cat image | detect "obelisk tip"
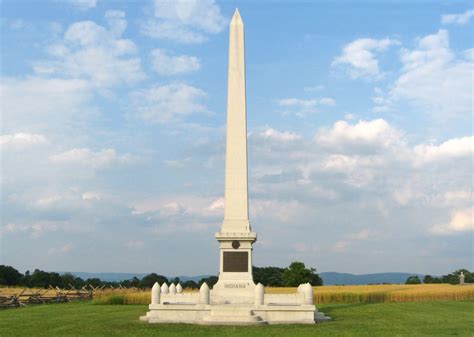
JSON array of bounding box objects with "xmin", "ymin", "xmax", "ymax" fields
[{"xmin": 231, "ymin": 8, "xmax": 243, "ymax": 24}]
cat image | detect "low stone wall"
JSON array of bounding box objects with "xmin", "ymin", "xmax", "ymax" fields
[
  {"xmin": 140, "ymin": 281, "xmax": 320, "ymax": 324},
  {"xmin": 264, "ymin": 293, "xmax": 302, "ymax": 305},
  {"xmin": 160, "ymin": 293, "xmax": 199, "ymax": 304}
]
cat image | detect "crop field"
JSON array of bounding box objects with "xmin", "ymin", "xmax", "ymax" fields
[
  {"xmin": 3, "ymin": 284, "xmax": 473, "ymax": 306},
  {"xmin": 89, "ymin": 283, "xmax": 474, "ymax": 305}
]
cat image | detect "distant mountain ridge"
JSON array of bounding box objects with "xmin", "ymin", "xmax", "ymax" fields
[
  {"xmin": 66, "ymin": 271, "xmax": 426, "ymax": 285},
  {"xmin": 320, "ymin": 272, "xmax": 426, "ymax": 285},
  {"xmin": 67, "ymin": 272, "xmax": 210, "ymax": 283}
]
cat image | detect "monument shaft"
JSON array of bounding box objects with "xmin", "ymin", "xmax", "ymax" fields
[{"xmin": 223, "ymin": 9, "xmax": 250, "ymax": 231}]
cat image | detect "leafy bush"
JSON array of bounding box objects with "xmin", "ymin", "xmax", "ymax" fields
[
  {"xmin": 282, "ymin": 262, "xmax": 323, "ymax": 286},
  {"xmin": 406, "ymin": 276, "xmax": 422, "ymax": 284}
]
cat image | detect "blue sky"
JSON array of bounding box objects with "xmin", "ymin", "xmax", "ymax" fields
[{"xmin": 0, "ymin": 0, "xmax": 472, "ymax": 276}]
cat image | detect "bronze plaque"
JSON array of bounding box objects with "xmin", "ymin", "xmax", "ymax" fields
[{"xmin": 223, "ymin": 252, "xmax": 248, "ymax": 272}]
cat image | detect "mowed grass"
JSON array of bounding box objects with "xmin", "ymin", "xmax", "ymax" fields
[
  {"xmin": 1, "ymin": 301, "xmax": 473, "ymax": 336},
  {"xmin": 89, "ymin": 284, "xmax": 474, "ymax": 305}
]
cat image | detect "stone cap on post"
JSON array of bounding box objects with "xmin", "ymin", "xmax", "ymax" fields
[
  {"xmin": 199, "ymin": 282, "xmax": 210, "ymax": 304},
  {"xmin": 151, "ymin": 282, "xmax": 161, "ymax": 304},
  {"xmin": 169, "ymin": 283, "xmax": 176, "ymax": 294},
  {"xmin": 255, "ymin": 283, "xmax": 265, "ymax": 306}
]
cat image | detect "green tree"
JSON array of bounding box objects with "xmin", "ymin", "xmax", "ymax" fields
[
  {"xmin": 30, "ymin": 269, "xmax": 52, "ymax": 288},
  {"xmin": 423, "ymin": 275, "xmax": 434, "ymax": 283},
  {"xmin": 171, "ymin": 277, "xmax": 180, "ymax": 285},
  {"xmin": 60, "ymin": 273, "xmax": 76, "ymax": 288},
  {"xmin": 181, "ymin": 280, "xmax": 198, "ymax": 289},
  {"xmin": 198, "ymin": 276, "xmax": 218, "ymax": 287},
  {"xmin": 139, "ymin": 273, "xmax": 168, "ymax": 288},
  {"xmin": 86, "ymin": 278, "xmax": 103, "ymax": 288},
  {"xmin": 405, "ymin": 276, "xmax": 422, "ymax": 284},
  {"xmin": 22, "ymin": 270, "xmax": 31, "ymax": 286},
  {"xmin": 129, "ymin": 277, "xmax": 140, "ymax": 287},
  {"xmin": 442, "ymin": 272, "xmax": 460, "ymax": 285},
  {"xmin": 73, "ymin": 277, "xmax": 86, "ymax": 288},
  {"xmin": 49, "ymin": 272, "xmax": 62, "ymax": 287},
  {"xmin": 253, "ymin": 266, "xmax": 285, "ymax": 286},
  {"xmin": 461, "ymin": 269, "xmax": 474, "ymax": 283},
  {"xmin": 0, "ymin": 265, "xmax": 23, "ymax": 286},
  {"xmin": 282, "ymin": 262, "xmax": 323, "ymax": 287}
]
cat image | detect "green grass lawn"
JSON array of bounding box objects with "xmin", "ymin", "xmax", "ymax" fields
[{"xmin": 1, "ymin": 301, "xmax": 473, "ymax": 336}]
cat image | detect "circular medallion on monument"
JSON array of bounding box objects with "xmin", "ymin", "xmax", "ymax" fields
[{"xmin": 232, "ymin": 240, "xmax": 240, "ymax": 249}]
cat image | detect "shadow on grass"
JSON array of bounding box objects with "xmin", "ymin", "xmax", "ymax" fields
[
  {"xmin": 320, "ymin": 302, "xmax": 374, "ymax": 311},
  {"xmin": 318, "ymin": 301, "xmax": 377, "ymax": 322}
]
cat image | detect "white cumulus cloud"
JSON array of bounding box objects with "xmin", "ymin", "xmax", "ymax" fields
[
  {"xmin": 141, "ymin": 0, "xmax": 226, "ymax": 43},
  {"xmin": 131, "ymin": 83, "xmax": 208, "ymax": 123},
  {"xmin": 69, "ymin": 0, "xmax": 97, "ymax": 10},
  {"xmin": 390, "ymin": 30, "xmax": 473, "ymax": 118},
  {"xmin": 1, "ymin": 221, "xmax": 60, "ymax": 238},
  {"xmin": 316, "ymin": 119, "xmax": 402, "ymax": 150},
  {"xmin": 0, "ymin": 133, "xmax": 48, "ymax": 149},
  {"xmin": 278, "ymin": 98, "xmax": 318, "ymax": 108},
  {"xmin": 150, "ymin": 48, "xmax": 200, "ymax": 75},
  {"xmin": 332, "ymin": 38, "xmax": 399, "ymax": 79},
  {"xmin": 431, "ymin": 208, "xmax": 474, "ymax": 234},
  {"xmin": 49, "ymin": 148, "xmax": 134, "ymax": 168},
  {"xmin": 34, "ymin": 11, "xmax": 144, "ymax": 87},
  {"xmin": 413, "ymin": 136, "xmax": 473, "ymax": 164},
  {"xmin": 319, "ymin": 97, "xmax": 336, "ymax": 106},
  {"xmin": 0, "ymin": 77, "xmax": 92, "ymax": 133},
  {"xmin": 48, "ymin": 243, "xmax": 74, "ymax": 255},
  {"xmin": 277, "ymin": 97, "xmax": 336, "ymax": 116},
  {"xmin": 441, "ymin": 9, "xmax": 474, "ymax": 25},
  {"xmin": 82, "ymin": 191, "xmax": 102, "ymax": 201},
  {"xmin": 259, "ymin": 128, "xmax": 302, "ymax": 142}
]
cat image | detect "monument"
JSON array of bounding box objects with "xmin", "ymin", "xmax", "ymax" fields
[
  {"xmin": 140, "ymin": 9, "xmax": 327, "ymax": 325},
  {"xmin": 460, "ymin": 272, "xmax": 465, "ymax": 285},
  {"xmin": 212, "ymin": 7, "xmax": 257, "ymax": 304}
]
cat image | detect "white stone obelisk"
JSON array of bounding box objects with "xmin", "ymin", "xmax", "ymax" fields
[
  {"xmin": 213, "ymin": 9, "xmax": 257, "ymax": 302},
  {"xmin": 223, "ymin": 8, "xmax": 249, "ymax": 230}
]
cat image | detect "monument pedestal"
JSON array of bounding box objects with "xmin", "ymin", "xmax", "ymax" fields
[{"xmin": 212, "ymin": 231, "xmax": 256, "ymax": 304}]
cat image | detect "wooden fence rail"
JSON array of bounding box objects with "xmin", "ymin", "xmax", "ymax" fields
[{"xmin": 0, "ymin": 286, "xmax": 93, "ymax": 308}]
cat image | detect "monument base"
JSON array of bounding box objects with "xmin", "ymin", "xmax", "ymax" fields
[
  {"xmin": 139, "ymin": 282, "xmax": 330, "ymax": 325},
  {"xmin": 140, "ymin": 303, "xmax": 323, "ymax": 325},
  {"xmin": 210, "ymin": 284, "xmax": 255, "ymax": 304}
]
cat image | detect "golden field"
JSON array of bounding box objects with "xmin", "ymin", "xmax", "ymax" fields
[
  {"xmin": 2, "ymin": 284, "xmax": 473, "ymax": 305},
  {"xmin": 0, "ymin": 288, "xmax": 60, "ymax": 296},
  {"xmin": 89, "ymin": 284, "xmax": 474, "ymax": 305},
  {"xmin": 269, "ymin": 284, "xmax": 474, "ymax": 304}
]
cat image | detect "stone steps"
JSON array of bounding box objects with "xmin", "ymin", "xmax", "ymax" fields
[{"xmin": 203, "ymin": 305, "xmax": 267, "ymax": 325}]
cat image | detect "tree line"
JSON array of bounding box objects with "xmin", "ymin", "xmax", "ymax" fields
[
  {"xmin": 0, "ymin": 261, "xmax": 322, "ymax": 289},
  {"xmin": 405, "ymin": 269, "xmax": 472, "ymax": 284}
]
